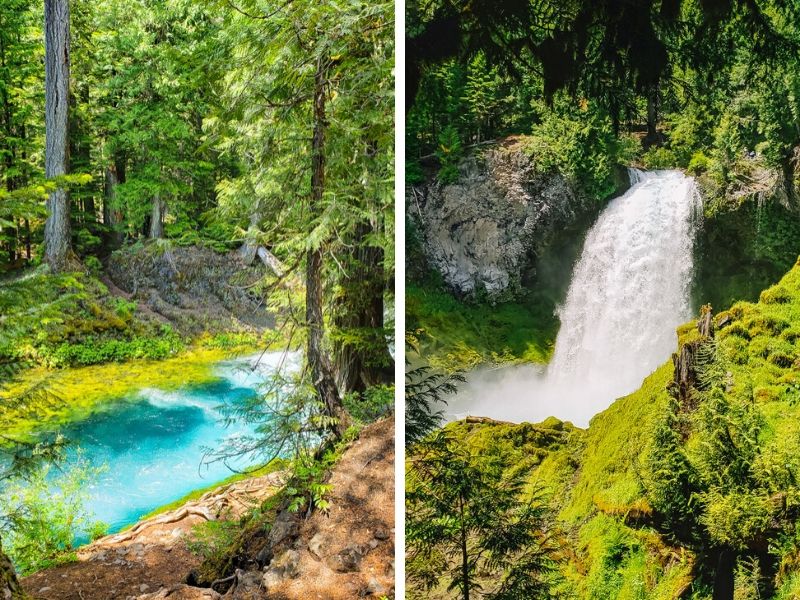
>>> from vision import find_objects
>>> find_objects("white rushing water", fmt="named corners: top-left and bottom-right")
top-left (447, 170), bottom-right (702, 427)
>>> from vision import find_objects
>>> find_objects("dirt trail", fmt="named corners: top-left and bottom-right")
top-left (264, 417), bottom-right (395, 599)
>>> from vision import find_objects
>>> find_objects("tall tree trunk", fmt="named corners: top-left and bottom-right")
top-left (645, 82), bottom-right (659, 147)
top-left (459, 497), bottom-right (469, 600)
top-left (307, 57), bottom-right (349, 439)
top-left (712, 548), bottom-right (736, 600)
top-left (43, 0), bottom-right (71, 272)
top-left (23, 218), bottom-right (31, 261)
top-left (0, 539), bottom-right (26, 600)
top-left (1, 30), bottom-right (18, 264)
top-left (70, 85), bottom-right (93, 223)
top-left (103, 163), bottom-right (123, 249)
top-left (333, 218), bottom-right (394, 394)
top-left (148, 193), bottom-right (164, 239)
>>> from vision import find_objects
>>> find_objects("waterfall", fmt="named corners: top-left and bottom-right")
top-left (448, 170), bottom-right (702, 427)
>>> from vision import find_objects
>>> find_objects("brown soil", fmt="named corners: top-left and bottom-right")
top-left (267, 417), bottom-right (395, 600)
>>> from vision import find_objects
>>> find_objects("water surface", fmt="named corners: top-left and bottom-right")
top-left (58, 351), bottom-right (298, 535)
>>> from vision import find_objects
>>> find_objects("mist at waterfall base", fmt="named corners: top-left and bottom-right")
top-left (446, 170), bottom-right (701, 428)
top-left (57, 351), bottom-right (299, 539)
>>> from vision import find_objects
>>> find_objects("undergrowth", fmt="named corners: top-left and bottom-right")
top-left (0, 268), bottom-right (184, 369)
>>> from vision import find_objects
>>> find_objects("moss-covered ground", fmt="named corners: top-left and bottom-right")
top-left (406, 281), bottom-right (560, 371)
top-left (430, 257), bottom-right (800, 598)
top-left (0, 347), bottom-right (237, 442)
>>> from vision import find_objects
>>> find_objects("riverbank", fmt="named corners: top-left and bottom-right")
top-left (21, 469), bottom-right (288, 600)
top-left (21, 417), bottom-right (395, 600)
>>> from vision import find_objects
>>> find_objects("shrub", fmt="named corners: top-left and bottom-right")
top-left (641, 146), bottom-right (679, 170)
top-left (343, 384), bottom-right (394, 424)
top-left (687, 151), bottom-right (712, 175)
top-left (0, 457), bottom-right (108, 575)
top-left (525, 96), bottom-right (621, 201)
top-left (83, 255), bottom-right (103, 276)
top-left (435, 125), bottom-right (462, 184)
top-left (48, 329), bottom-right (184, 367)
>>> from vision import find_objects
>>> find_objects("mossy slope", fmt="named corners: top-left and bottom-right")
top-left (446, 257), bottom-right (800, 598)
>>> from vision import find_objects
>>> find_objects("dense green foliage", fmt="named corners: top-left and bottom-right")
top-left (0, 0), bottom-right (394, 583)
top-left (404, 344), bottom-right (463, 445)
top-left (1, 0), bottom-right (394, 390)
top-left (407, 58), bottom-right (635, 200)
top-left (0, 269), bottom-right (183, 368)
top-left (0, 457), bottom-right (107, 575)
top-left (406, 0), bottom-right (800, 376)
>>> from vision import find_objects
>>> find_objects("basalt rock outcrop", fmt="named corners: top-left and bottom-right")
top-left (408, 139), bottom-right (624, 301)
top-left (106, 244), bottom-right (275, 335)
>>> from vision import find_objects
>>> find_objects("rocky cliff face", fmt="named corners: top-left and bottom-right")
top-left (408, 140), bottom-right (617, 301)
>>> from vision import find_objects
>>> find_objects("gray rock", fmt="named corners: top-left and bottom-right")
top-left (226, 569), bottom-right (263, 600)
top-left (327, 543), bottom-right (365, 573)
top-left (267, 512), bottom-right (299, 549)
top-left (262, 549), bottom-right (301, 588)
top-left (409, 144), bottom-right (612, 301)
top-left (308, 531), bottom-right (326, 560)
top-left (367, 577), bottom-right (387, 595)
top-left (255, 543), bottom-right (272, 567)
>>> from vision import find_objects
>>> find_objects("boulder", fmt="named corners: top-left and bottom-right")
top-left (267, 512), bottom-right (299, 550)
top-left (307, 532), bottom-right (326, 561)
top-left (327, 543), bottom-right (366, 573)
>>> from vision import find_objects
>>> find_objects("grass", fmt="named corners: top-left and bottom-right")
top-left (406, 281), bottom-right (560, 371)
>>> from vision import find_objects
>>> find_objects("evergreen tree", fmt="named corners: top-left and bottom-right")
top-left (407, 429), bottom-right (556, 599)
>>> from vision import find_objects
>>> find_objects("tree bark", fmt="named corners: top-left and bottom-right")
top-left (459, 496), bottom-right (470, 600)
top-left (0, 539), bottom-right (26, 600)
top-left (644, 81), bottom-right (663, 149)
top-left (1, 26), bottom-right (18, 263)
top-left (43, 0), bottom-right (71, 272)
top-left (333, 218), bottom-right (394, 394)
top-left (712, 548), bottom-right (736, 600)
top-left (70, 85), bottom-right (93, 223)
top-left (148, 193), bottom-right (165, 239)
top-left (307, 57), bottom-right (349, 439)
top-left (103, 163), bottom-right (123, 249)
top-left (23, 219), bottom-right (31, 260)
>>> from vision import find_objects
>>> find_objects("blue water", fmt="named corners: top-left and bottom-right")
top-left (55, 352), bottom-right (298, 537)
